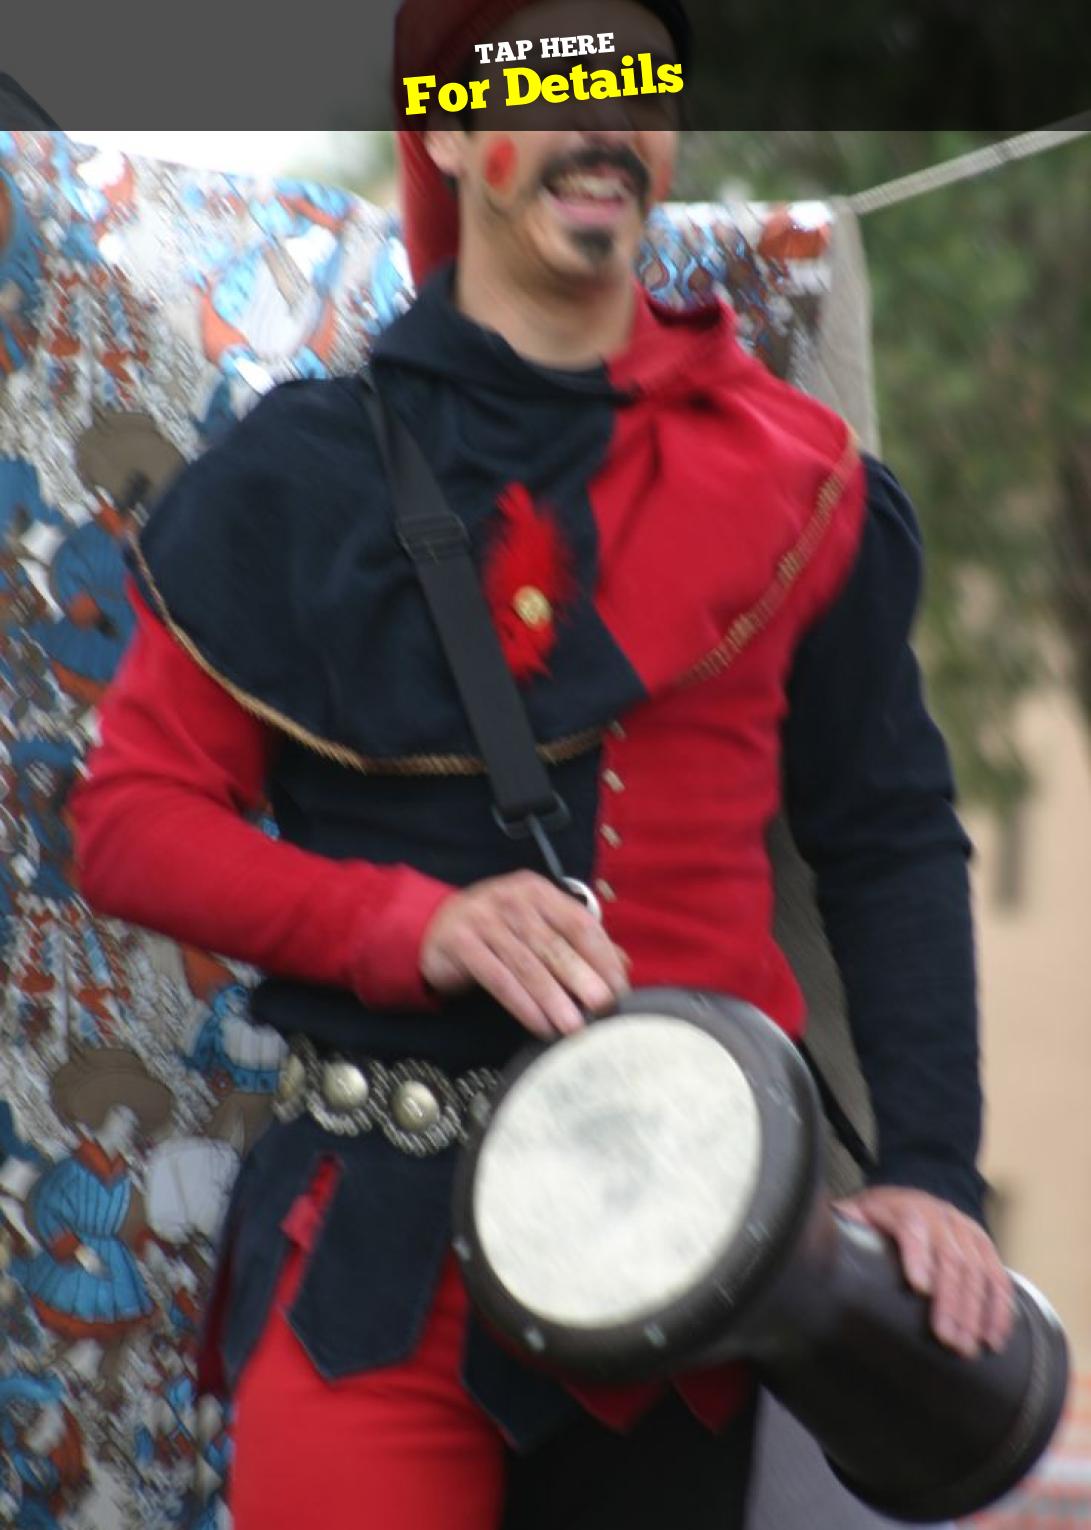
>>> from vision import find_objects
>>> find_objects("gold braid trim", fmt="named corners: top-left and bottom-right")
top-left (129, 537), bottom-right (603, 777)
top-left (680, 430), bottom-right (861, 688)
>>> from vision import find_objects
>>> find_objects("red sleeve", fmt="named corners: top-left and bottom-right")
top-left (70, 583), bottom-right (455, 1009)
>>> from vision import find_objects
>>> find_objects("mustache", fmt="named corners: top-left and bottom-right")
top-left (537, 146), bottom-right (652, 202)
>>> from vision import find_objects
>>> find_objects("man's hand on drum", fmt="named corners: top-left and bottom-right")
top-left (420, 871), bottom-right (630, 1038)
top-left (834, 1186), bottom-right (1015, 1359)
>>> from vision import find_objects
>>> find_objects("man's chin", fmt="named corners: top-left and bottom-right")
top-left (514, 192), bottom-right (640, 281)
top-left (533, 224), bottom-right (638, 288)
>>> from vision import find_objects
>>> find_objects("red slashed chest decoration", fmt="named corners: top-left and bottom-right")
top-left (483, 482), bottom-right (574, 682)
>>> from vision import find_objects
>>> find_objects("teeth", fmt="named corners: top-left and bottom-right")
top-left (551, 172), bottom-right (628, 202)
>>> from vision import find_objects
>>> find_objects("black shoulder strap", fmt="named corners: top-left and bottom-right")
top-left (797, 1046), bottom-right (877, 1174)
top-left (355, 375), bottom-right (570, 861)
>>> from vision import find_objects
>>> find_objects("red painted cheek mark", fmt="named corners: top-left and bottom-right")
top-left (484, 137), bottom-right (518, 193)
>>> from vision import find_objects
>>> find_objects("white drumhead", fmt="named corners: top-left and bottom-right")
top-left (474, 1014), bottom-right (762, 1329)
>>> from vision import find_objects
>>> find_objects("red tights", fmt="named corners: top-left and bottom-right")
top-left (229, 1165), bottom-right (751, 1529)
top-left (230, 1241), bottom-right (507, 1530)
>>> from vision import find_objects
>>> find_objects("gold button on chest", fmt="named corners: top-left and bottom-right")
top-left (513, 586), bottom-right (553, 629)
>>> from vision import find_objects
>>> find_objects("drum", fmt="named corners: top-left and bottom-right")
top-left (451, 989), bottom-right (1069, 1524)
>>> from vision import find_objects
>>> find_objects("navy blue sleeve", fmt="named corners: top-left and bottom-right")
top-left (783, 455), bottom-right (987, 1223)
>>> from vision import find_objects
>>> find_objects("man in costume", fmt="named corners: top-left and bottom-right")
top-left (71, 2), bottom-right (1013, 1524)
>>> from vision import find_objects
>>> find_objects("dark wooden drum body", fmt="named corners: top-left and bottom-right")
top-left (452, 990), bottom-right (1069, 1524)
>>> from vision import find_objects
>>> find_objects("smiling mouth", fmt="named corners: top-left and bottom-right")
top-left (541, 165), bottom-right (643, 227)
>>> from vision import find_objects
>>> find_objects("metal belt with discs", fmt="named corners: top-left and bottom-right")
top-left (272, 1035), bottom-right (500, 1157)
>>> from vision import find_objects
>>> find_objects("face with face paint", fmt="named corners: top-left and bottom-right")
top-left (427, 127), bottom-right (677, 291)
top-left (424, 0), bottom-right (679, 294)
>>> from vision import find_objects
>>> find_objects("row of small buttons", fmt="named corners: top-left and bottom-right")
top-left (596, 721), bottom-right (627, 904)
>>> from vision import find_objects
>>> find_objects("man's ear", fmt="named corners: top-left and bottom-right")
top-left (424, 128), bottom-right (468, 182)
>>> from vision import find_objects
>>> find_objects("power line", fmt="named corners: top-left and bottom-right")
top-left (848, 128), bottom-right (1089, 216)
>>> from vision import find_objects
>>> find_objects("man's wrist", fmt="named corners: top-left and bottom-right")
top-left (346, 865), bottom-right (457, 1011)
top-left (866, 1156), bottom-right (988, 1227)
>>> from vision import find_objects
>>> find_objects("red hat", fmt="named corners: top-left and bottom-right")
top-left (394, 0), bottom-right (527, 285)
top-left (396, 131), bottom-right (460, 290)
